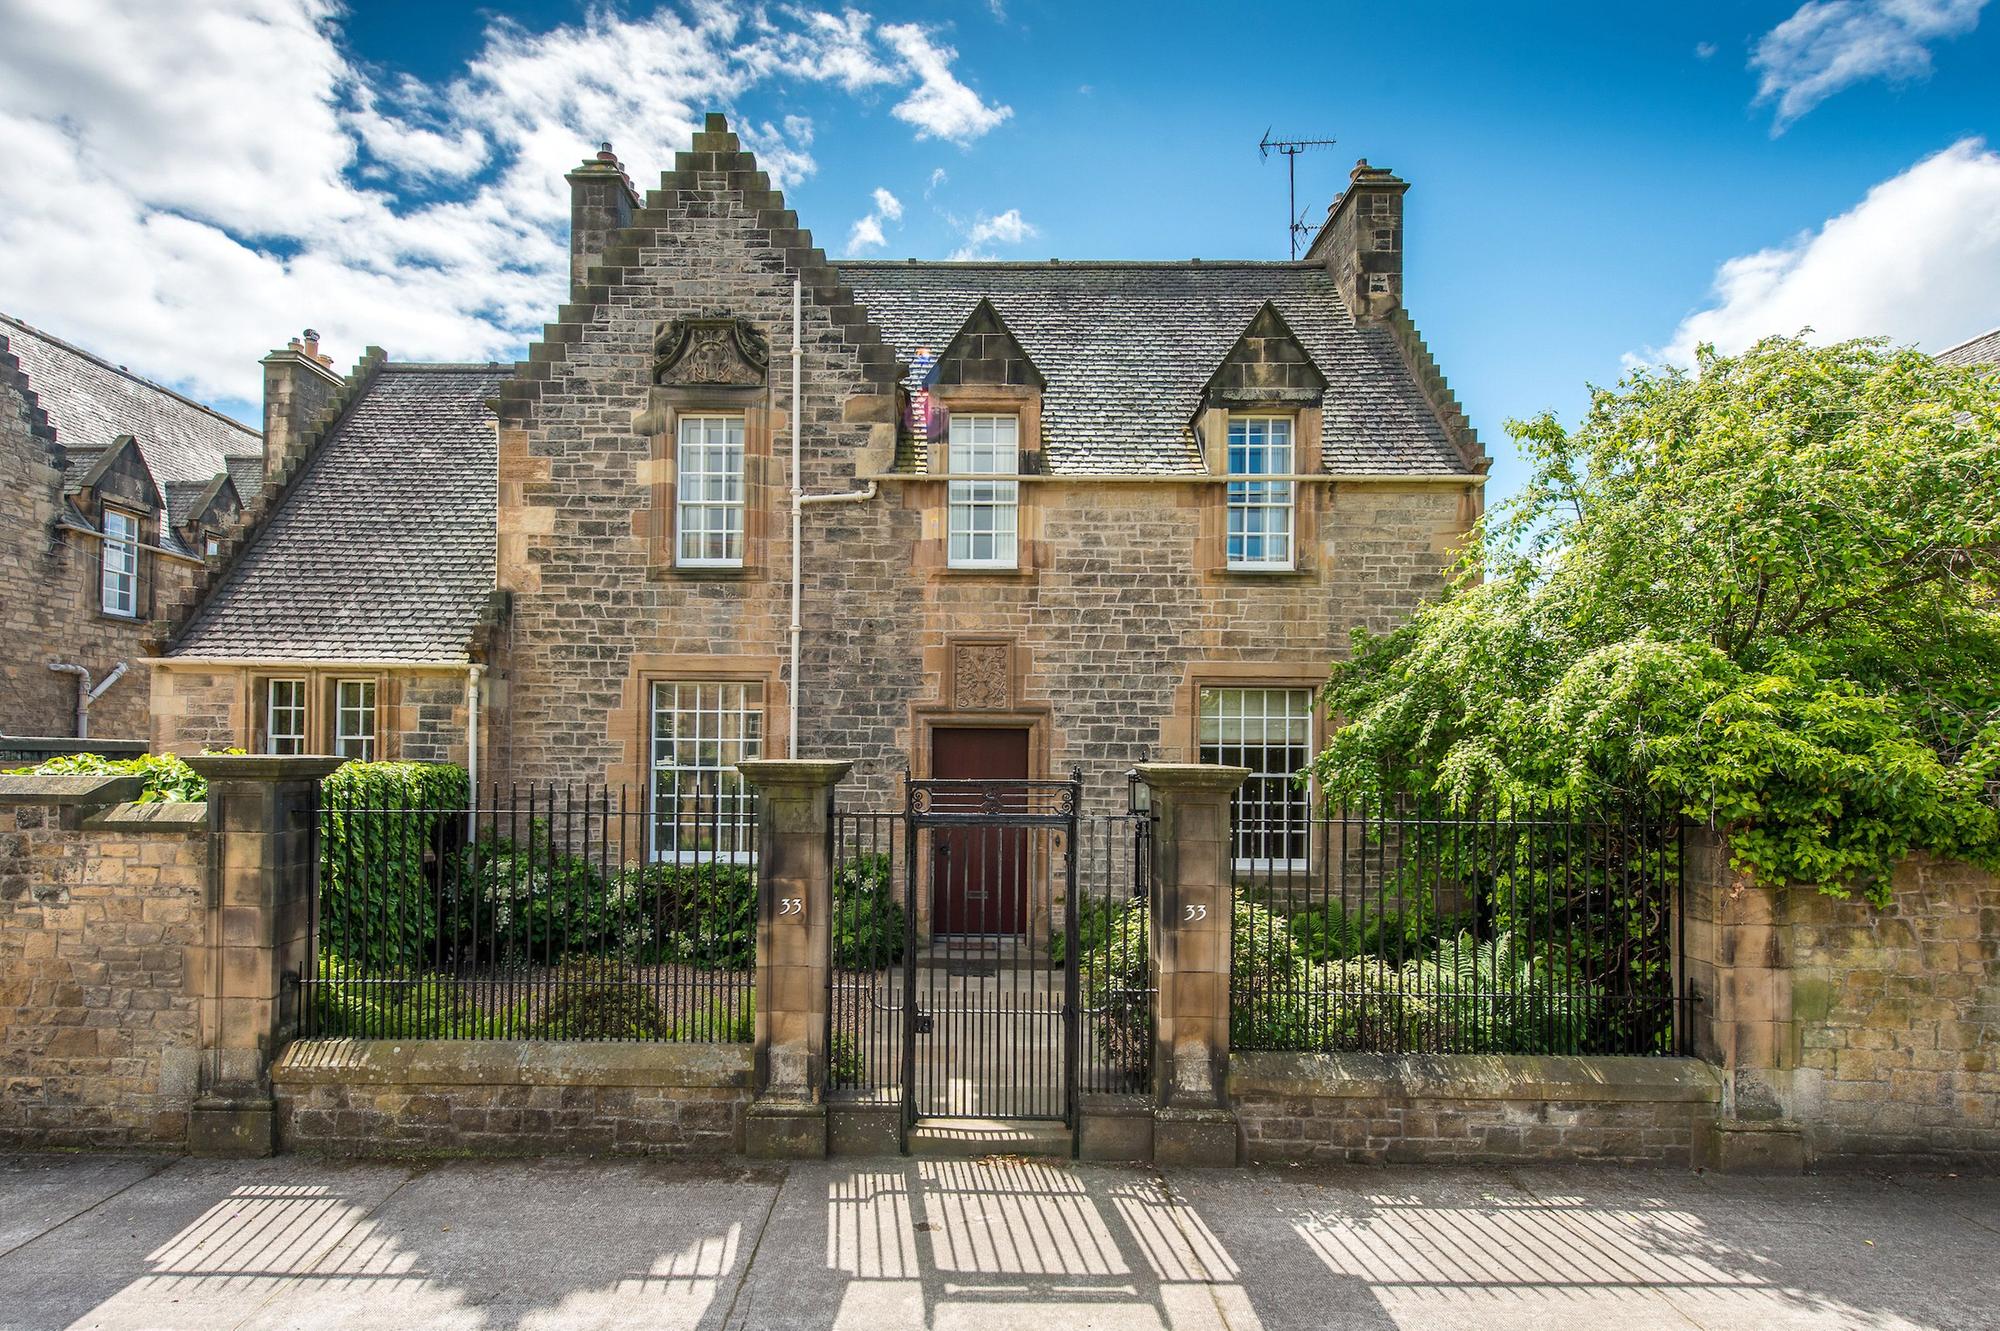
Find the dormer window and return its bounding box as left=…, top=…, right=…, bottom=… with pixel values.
left=676, top=414, right=746, bottom=567
left=100, top=508, right=140, bottom=616
left=946, top=414, right=1019, bottom=569
left=1226, top=416, right=1294, bottom=570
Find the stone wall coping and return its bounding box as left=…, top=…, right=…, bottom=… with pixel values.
left=1231, top=1051, right=1724, bottom=1104
left=0, top=773, right=145, bottom=807
left=1135, top=762, right=1251, bottom=793
left=81, top=800, right=208, bottom=833
left=184, top=755, right=346, bottom=782
left=735, top=758, right=853, bottom=789
left=273, top=1038, right=753, bottom=1090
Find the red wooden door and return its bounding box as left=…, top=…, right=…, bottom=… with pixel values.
left=930, top=728, right=1030, bottom=935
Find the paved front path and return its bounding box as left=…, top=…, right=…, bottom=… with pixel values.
left=1, top=1152, right=1992, bottom=1330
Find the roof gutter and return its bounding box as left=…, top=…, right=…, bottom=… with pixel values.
left=857, top=471, right=1485, bottom=485
left=143, top=656, right=474, bottom=669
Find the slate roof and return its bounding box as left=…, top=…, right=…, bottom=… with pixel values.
left=171, top=365, right=506, bottom=663
left=1938, top=326, right=2000, bottom=368
left=2, top=313, right=263, bottom=555
left=835, top=261, right=1473, bottom=475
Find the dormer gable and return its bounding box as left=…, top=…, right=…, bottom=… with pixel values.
left=926, top=298, right=1045, bottom=391
left=73, top=433, right=163, bottom=519
left=181, top=472, right=243, bottom=535
left=1200, top=302, right=1328, bottom=412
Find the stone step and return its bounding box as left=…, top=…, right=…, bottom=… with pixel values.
left=907, top=1118, right=1073, bottom=1160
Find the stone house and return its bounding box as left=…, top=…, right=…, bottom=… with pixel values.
left=0, top=314, right=269, bottom=743
left=153, top=116, right=1488, bottom=880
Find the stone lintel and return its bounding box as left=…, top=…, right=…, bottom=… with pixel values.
left=0, top=773, right=146, bottom=807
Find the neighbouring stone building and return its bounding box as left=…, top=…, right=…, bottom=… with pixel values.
left=0, top=315, right=269, bottom=744
left=153, top=116, right=1488, bottom=875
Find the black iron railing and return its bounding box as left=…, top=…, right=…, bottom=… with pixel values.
left=828, top=809, right=906, bottom=1098
left=1230, top=792, right=1683, bottom=1057
left=300, top=783, right=756, bottom=1042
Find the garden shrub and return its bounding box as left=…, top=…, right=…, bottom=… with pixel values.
left=669, top=993, right=755, bottom=1043
left=832, top=852, right=904, bottom=969
left=5, top=750, right=210, bottom=802
left=1076, top=896, right=1151, bottom=1077
left=608, top=861, right=758, bottom=968
left=527, top=961, right=675, bottom=1040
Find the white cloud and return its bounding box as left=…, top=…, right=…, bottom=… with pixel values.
left=1694, top=41, right=1719, bottom=60
left=925, top=167, right=948, bottom=196
left=843, top=186, right=903, bottom=254
left=0, top=0, right=1011, bottom=405
left=1656, top=138, right=2000, bottom=364
left=1751, top=0, right=1989, bottom=131
left=879, top=23, right=1012, bottom=143
left=949, top=207, right=1037, bottom=260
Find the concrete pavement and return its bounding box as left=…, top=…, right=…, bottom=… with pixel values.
left=0, top=1151, right=1992, bottom=1330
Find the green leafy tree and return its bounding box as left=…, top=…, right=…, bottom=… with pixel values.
left=1313, top=335, right=2000, bottom=900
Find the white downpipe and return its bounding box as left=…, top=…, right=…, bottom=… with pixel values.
left=465, top=662, right=483, bottom=843
left=788, top=277, right=803, bottom=759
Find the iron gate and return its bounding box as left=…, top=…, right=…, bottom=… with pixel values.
left=902, top=770, right=1082, bottom=1133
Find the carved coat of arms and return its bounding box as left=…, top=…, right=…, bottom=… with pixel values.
left=653, top=316, right=769, bottom=387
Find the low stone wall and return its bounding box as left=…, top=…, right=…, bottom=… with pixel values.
left=1232, top=1053, right=1723, bottom=1166
left=1786, top=853, right=2000, bottom=1166
left=273, top=1039, right=754, bottom=1157
left=0, top=780, right=207, bottom=1148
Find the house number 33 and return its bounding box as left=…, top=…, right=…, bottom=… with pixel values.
left=778, top=898, right=805, bottom=917
left=1183, top=904, right=1208, bottom=922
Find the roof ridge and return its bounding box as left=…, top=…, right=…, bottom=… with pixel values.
left=382, top=361, right=515, bottom=373
left=836, top=259, right=1317, bottom=270
left=0, top=312, right=261, bottom=444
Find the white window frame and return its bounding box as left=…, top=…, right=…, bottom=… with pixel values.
left=1198, top=685, right=1314, bottom=871
left=675, top=414, right=746, bottom=568
left=1225, top=415, right=1296, bottom=571
left=946, top=413, right=1020, bottom=570
left=100, top=508, right=140, bottom=616
left=649, top=680, right=763, bottom=864
left=265, top=679, right=307, bottom=756
left=333, top=678, right=377, bottom=761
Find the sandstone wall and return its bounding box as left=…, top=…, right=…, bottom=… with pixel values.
left=0, top=786, right=206, bottom=1147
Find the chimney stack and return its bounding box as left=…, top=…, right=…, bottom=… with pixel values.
left=1306, top=159, right=1409, bottom=322
left=260, top=328, right=342, bottom=483
left=565, top=141, right=638, bottom=298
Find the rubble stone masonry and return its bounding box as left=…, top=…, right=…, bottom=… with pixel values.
left=0, top=344, right=196, bottom=741
left=0, top=785, right=205, bottom=1147
left=492, top=124, right=1476, bottom=810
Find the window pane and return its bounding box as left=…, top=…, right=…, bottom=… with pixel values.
left=266, top=679, right=307, bottom=755
left=677, top=415, right=746, bottom=566
left=947, top=476, right=1018, bottom=569
left=334, top=679, right=376, bottom=761
left=100, top=510, right=138, bottom=615
left=947, top=414, right=1019, bottom=475
left=650, top=680, right=764, bottom=861
left=1197, top=686, right=1312, bottom=865
left=1226, top=420, right=1294, bottom=569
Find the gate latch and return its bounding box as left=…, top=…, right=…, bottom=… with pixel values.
left=913, top=1011, right=935, bottom=1035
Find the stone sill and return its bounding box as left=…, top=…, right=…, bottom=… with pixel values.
left=274, top=1038, right=752, bottom=1090
left=1231, top=1052, right=1723, bottom=1105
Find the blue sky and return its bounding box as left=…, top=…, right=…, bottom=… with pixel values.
left=2, top=0, right=1997, bottom=505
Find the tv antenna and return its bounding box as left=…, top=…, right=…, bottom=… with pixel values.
left=1259, top=130, right=1337, bottom=258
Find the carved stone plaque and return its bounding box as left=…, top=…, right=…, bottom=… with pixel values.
left=951, top=642, right=1011, bottom=711
left=653, top=316, right=769, bottom=387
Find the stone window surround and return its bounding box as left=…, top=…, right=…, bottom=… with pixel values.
left=638, top=386, right=777, bottom=581
left=920, top=383, right=1041, bottom=580
left=248, top=669, right=391, bottom=758
left=1163, top=660, right=1331, bottom=879
left=605, top=652, right=787, bottom=797
left=1193, top=404, right=1323, bottom=580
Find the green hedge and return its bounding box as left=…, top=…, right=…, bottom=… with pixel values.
left=317, top=762, right=471, bottom=970
left=832, top=852, right=904, bottom=969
